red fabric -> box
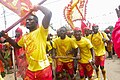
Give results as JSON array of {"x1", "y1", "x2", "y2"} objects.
[
  {"x1": 24, "y1": 66, "x2": 52, "y2": 80},
  {"x1": 56, "y1": 60, "x2": 74, "y2": 75},
  {"x1": 95, "y1": 55, "x2": 105, "y2": 67},
  {"x1": 0, "y1": 0, "x2": 32, "y2": 17},
  {"x1": 15, "y1": 27, "x2": 23, "y2": 36},
  {"x1": 0, "y1": 60, "x2": 4, "y2": 72},
  {"x1": 78, "y1": 62, "x2": 93, "y2": 77},
  {"x1": 0, "y1": 0, "x2": 32, "y2": 26},
  {"x1": 112, "y1": 18, "x2": 120, "y2": 58},
  {"x1": 105, "y1": 29, "x2": 110, "y2": 33},
  {"x1": 73, "y1": 27, "x2": 81, "y2": 31},
  {"x1": 0, "y1": 44, "x2": 2, "y2": 49},
  {"x1": 63, "y1": 0, "x2": 88, "y2": 29},
  {"x1": 14, "y1": 28, "x2": 28, "y2": 78},
  {"x1": 84, "y1": 27, "x2": 90, "y2": 30},
  {"x1": 81, "y1": 21, "x2": 88, "y2": 35},
  {"x1": 92, "y1": 24, "x2": 98, "y2": 27}
]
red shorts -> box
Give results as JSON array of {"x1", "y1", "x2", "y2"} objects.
[
  {"x1": 78, "y1": 62, "x2": 93, "y2": 77},
  {"x1": 95, "y1": 55, "x2": 105, "y2": 67},
  {"x1": 24, "y1": 66, "x2": 52, "y2": 80},
  {"x1": 56, "y1": 61, "x2": 74, "y2": 75},
  {"x1": 0, "y1": 60, "x2": 4, "y2": 72}
]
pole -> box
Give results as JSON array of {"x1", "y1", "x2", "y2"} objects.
[
  {"x1": 0, "y1": 0, "x2": 47, "y2": 38},
  {"x1": 2, "y1": 6, "x2": 7, "y2": 29},
  {"x1": 11, "y1": 46, "x2": 17, "y2": 80}
]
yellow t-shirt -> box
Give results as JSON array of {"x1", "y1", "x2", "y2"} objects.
[
  {"x1": 85, "y1": 34, "x2": 91, "y2": 40},
  {"x1": 53, "y1": 36, "x2": 78, "y2": 62},
  {"x1": 74, "y1": 37, "x2": 93, "y2": 63},
  {"x1": 17, "y1": 26, "x2": 50, "y2": 71},
  {"x1": 90, "y1": 31, "x2": 109, "y2": 56}
]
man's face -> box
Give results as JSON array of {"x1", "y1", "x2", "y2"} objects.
[
  {"x1": 92, "y1": 26, "x2": 99, "y2": 33},
  {"x1": 59, "y1": 27, "x2": 67, "y2": 37},
  {"x1": 15, "y1": 31, "x2": 21, "y2": 38},
  {"x1": 26, "y1": 15, "x2": 37, "y2": 30},
  {"x1": 85, "y1": 29, "x2": 90, "y2": 36},
  {"x1": 74, "y1": 30, "x2": 81, "y2": 40}
]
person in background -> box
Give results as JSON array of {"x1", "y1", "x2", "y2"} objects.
[
  {"x1": 1, "y1": 3, "x2": 52, "y2": 80},
  {"x1": 52, "y1": 27, "x2": 80, "y2": 80},
  {"x1": 66, "y1": 30, "x2": 73, "y2": 38},
  {"x1": 104, "y1": 29, "x2": 113, "y2": 59},
  {"x1": 112, "y1": 5, "x2": 120, "y2": 58},
  {"x1": 2, "y1": 42, "x2": 13, "y2": 74},
  {"x1": 73, "y1": 27, "x2": 95, "y2": 80},
  {"x1": 46, "y1": 34, "x2": 55, "y2": 79},
  {"x1": 14, "y1": 27, "x2": 28, "y2": 79},
  {"x1": 84, "y1": 27, "x2": 92, "y2": 40},
  {"x1": 14, "y1": 27, "x2": 23, "y2": 67},
  {"x1": 89, "y1": 25, "x2": 109, "y2": 80},
  {"x1": 0, "y1": 42, "x2": 9, "y2": 79}
]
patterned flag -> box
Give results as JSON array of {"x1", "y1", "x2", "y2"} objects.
[
  {"x1": 81, "y1": 20, "x2": 87, "y2": 35},
  {"x1": 0, "y1": 0, "x2": 32, "y2": 25},
  {"x1": 0, "y1": 0, "x2": 32, "y2": 17},
  {"x1": 64, "y1": 0, "x2": 88, "y2": 29}
]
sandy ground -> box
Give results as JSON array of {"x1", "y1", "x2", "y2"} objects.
[{"x1": 3, "y1": 55, "x2": 120, "y2": 80}]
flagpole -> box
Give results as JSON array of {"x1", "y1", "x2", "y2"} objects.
[
  {"x1": 2, "y1": 6, "x2": 7, "y2": 29},
  {"x1": 11, "y1": 46, "x2": 17, "y2": 80},
  {"x1": 0, "y1": 0, "x2": 47, "y2": 38},
  {"x1": 4, "y1": 0, "x2": 47, "y2": 33}
]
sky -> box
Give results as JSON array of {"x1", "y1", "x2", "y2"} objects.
[{"x1": 0, "y1": 0, "x2": 120, "y2": 37}]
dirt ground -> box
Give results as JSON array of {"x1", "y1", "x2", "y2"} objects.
[{"x1": 3, "y1": 54, "x2": 120, "y2": 80}]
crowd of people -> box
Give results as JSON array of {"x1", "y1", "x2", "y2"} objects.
[{"x1": 0, "y1": 2, "x2": 120, "y2": 80}]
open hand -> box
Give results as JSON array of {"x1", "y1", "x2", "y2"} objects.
[{"x1": 115, "y1": 5, "x2": 120, "y2": 18}]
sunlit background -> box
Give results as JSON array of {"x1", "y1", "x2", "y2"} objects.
[{"x1": 0, "y1": 0, "x2": 120, "y2": 37}]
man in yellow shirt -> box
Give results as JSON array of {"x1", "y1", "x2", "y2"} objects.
[
  {"x1": 90, "y1": 25, "x2": 109, "y2": 80},
  {"x1": 73, "y1": 27, "x2": 95, "y2": 80},
  {"x1": 1, "y1": 3, "x2": 52, "y2": 80},
  {"x1": 53, "y1": 27, "x2": 79, "y2": 80},
  {"x1": 84, "y1": 27, "x2": 92, "y2": 40}
]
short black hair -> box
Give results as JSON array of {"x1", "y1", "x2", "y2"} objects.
[
  {"x1": 29, "y1": 14, "x2": 38, "y2": 24},
  {"x1": 60, "y1": 26, "x2": 67, "y2": 31}
]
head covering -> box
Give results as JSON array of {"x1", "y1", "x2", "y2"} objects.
[
  {"x1": 105, "y1": 29, "x2": 110, "y2": 33},
  {"x1": 84, "y1": 27, "x2": 90, "y2": 30},
  {"x1": 92, "y1": 24, "x2": 98, "y2": 27},
  {"x1": 73, "y1": 27, "x2": 81, "y2": 31},
  {"x1": 15, "y1": 27, "x2": 23, "y2": 36}
]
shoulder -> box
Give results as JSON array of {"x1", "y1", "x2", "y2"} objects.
[{"x1": 39, "y1": 25, "x2": 48, "y2": 31}]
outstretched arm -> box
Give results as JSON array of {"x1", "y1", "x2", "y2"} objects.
[{"x1": 1, "y1": 31, "x2": 21, "y2": 49}]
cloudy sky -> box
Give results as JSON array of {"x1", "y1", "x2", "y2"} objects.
[{"x1": 0, "y1": 0, "x2": 120, "y2": 36}]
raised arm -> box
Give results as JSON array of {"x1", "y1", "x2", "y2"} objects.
[
  {"x1": 115, "y1": 5, "x2": 120, "y2": 18},
  {"x1": 33, "y1": 5, "x2": 52, "y2": 29}
]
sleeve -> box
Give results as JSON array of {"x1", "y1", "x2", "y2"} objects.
[
  {"x1": 70, "y1": 39, "x2": 78, "y2": 49},
  {"x1": 102, "y1": 32, "x2": 109, "y2": 41},
  {"x1": 17, "y1": 36, "x2": 24, "y2": 47},
  {"x1": 86, "y1": 38, "x2": 93, "y2": 49},
  {"x1": 39, "y1": 25, "x2": 48, "y2": 37}
]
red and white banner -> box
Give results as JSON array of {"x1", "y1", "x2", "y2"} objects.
[
  {"x1": 0, "y1": 0, "x2": 32, "y2": 17},
  {"x1": 64, "y1": 0, "x2": 88, "y2": 29},
  {"x1": 0, "y1": 0, "x2": 32, "y2": 25}
]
